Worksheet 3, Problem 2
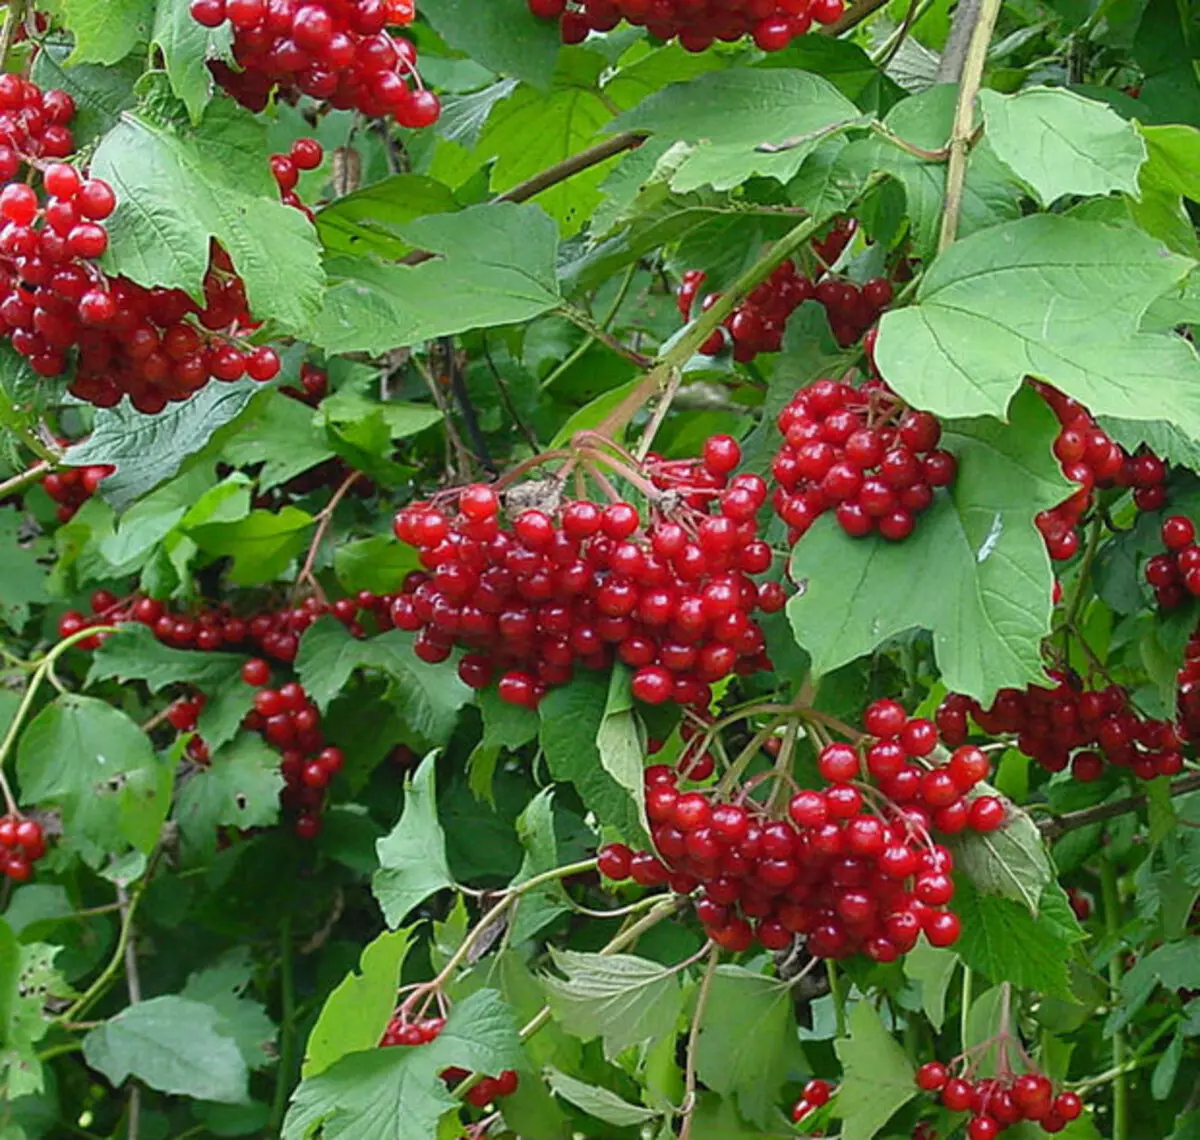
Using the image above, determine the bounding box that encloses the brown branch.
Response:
[401,131,647,267]
[1038,771,1200,841]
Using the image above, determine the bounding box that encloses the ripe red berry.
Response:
[916,1062,948,1091]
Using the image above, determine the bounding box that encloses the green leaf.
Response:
[1112,938,1200,1032]
[979,88,1147,206]
[0,510,49,630]
[834,1000,916,1140]
[311,203,560,355]
[334,536,420,596]
[545,1067,659,1127]
[180,949,277,1070]
[221,391,337,492]
[190,507,315,586]
[315,174,461,261]
[419,0,560,88]
[952,880,1084,998]
[787,387,1070,704]
[372,752,455,928]
[60,0,154,64]
[66,380,260,511]
[319,389,443,442]
[875,216,1200,430]
[1130,125,1200,256]
[542,948,683,1061]
[539,672,648,846]
[151,0,232,122]
[86,623,254,752]
[91,102,324,335]
[509,789,571,943]
[1153,1031,1184,1099]
[283,989,521,1140]
[175,733,285,856]
[303,928,415,1079]
[902,940,958,1031]
[949,798,1053,914]
[611,68,866,192]
[835,87,1022,259]
[596,665,650,837]
[82,994,249,1104]
[696,967,802,1127]
[295,620,471,741]
[15,695,170,865]
[0,942,67,1099]
[30,43,139,146]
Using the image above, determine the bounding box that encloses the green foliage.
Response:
[7,5,1200,1138]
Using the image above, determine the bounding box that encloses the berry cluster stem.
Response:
[1100,859,1129,1140]
[679,945,721,1140]
[597,179,885,441]
[0,624,119,815]
[0,458,51,500]
[938,0,1003,251]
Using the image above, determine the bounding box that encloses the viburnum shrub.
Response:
[3,2,1200,1139]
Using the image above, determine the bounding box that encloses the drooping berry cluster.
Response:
[915,1063,1084,1137]
[1176,626,1200,743]
[391,438,778,710]
[41,463,111,523]
[60,588,401,837]
[1145,514,1200,609]
[600,699,1007,960]
[1033,383,1165,561]
[771,377,957,543]
[527,0,845,50]
[0,81,282,413]
[380,1013,520,1107]
[191,0,440,126]
[937,672,1182,782]
[678,260,893,362]
[0,814,46,881]
[270,136,324,220]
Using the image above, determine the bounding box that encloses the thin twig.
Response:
[558,306,653,368]
[1038,771,1200,840]
[292,470,362,601]
[439,337,496,475]
[0,459,49,500]
[412,354,470,478]
[540,260,640,392]
[873,0,935,66]
[818,0,891,36]
[119,884,142,1140]
[481,339,539,450]
[937,0,1002,251]
[635,368,683,461]
[0,0,27,71]
[679,946,720,1140]
[401,133,646,267]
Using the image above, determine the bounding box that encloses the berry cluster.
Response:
[771,377,956,543]
[391,438,778,710]
[527,0,845,50]
[41,463,111,523]
[1145,514,1200,609]
[1177,626,1200,744]
[270,136,324,220]
[191,0,440,127]
[790,1078,834,1124]
[380,1014,519,1107]
[0,814,46,881]
[937,672,1182,782]
[599,699,1007,959]
[59,588,400,837]
[1034,383,1165,561]
[915,1064,1084,1137]
[678,260,894,362]
[0,79,282,413]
